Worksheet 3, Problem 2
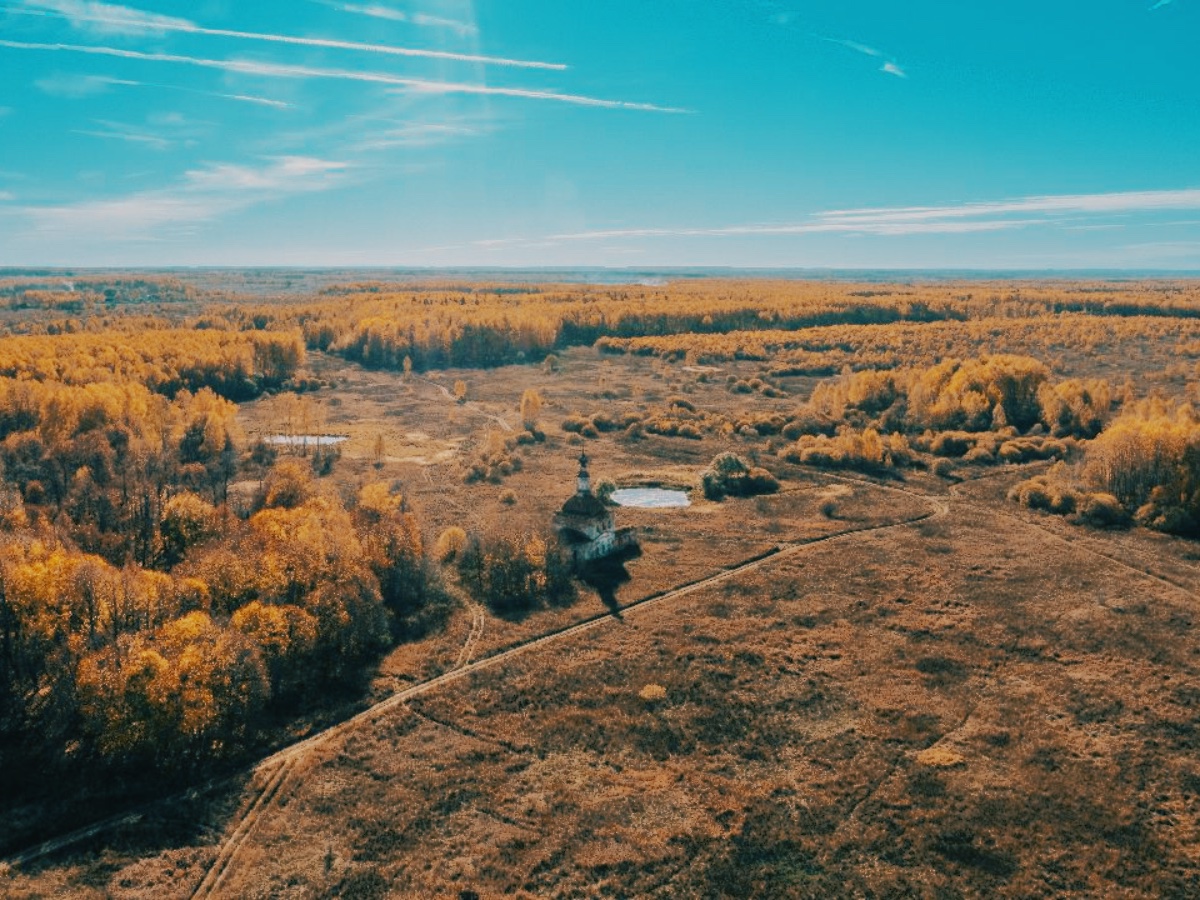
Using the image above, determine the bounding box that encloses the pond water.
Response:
[611,488,691,508]
[264,434,349,446]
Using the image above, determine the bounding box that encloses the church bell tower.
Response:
[576,451,591,495]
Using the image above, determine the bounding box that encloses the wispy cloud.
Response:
[23,155,348,237]
[0,39,686,112]
[14,0,189,35]
[34,71,137,97]
[540,219,1041,242]
[1149,0,1175,10]
[0,191,14,202]
[440,188,1200,251]
[71,111,207,150]
[822,37,883,58]
[324,2,479,38]
[382,84,685,113]
[181,156,345,192]
[223,93,292,110]
[1120,241,1200,258]
[350,119,487,153]
[337,2,408,22]
[817,188,1200,224]
[12,1,562,69]
[410,12,478,38]
[74,121,172,149]
[819,34,908,78]
[29,66,293,107]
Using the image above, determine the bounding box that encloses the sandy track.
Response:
[7,464,1194,892]
[419,376,514,432]
[4,474,946,884]
[185,481,947,897]
[3,471,1047,890]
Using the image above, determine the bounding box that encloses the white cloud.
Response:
[1149,0,1175,10]
[34,71,138,97]
[341,3,408,22]
[542,219,1045,242]
[28,69,292,109]
[0,40,685,112]
[820,34,908,79]
[74,122,172,149]
[224,93,292,109]
[315,2,478,36]
[410,13,477,38]
[13,1,561,69]
[818,188,1200,224]
[1119,241,1200,257]
[23,155,348,237]
[447,188,1200,251]
[337,2,407,22]
[18,0,191,35]
[352,120,485,152]
[182,156,346,192]
[0,191,14,201]
[822,37,882,58]
[384,83,685,113]
[71,111,212,150]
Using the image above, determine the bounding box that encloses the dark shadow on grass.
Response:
[1,663,380,870]
[4,766,254,877]
[578,545,641,619]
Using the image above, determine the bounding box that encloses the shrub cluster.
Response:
[1084,401,1200,535]
[1009,470,1131,529]
[700,452,780,501]
[781,428,912,473]
[463,431,523,483]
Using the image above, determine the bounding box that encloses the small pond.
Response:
[264,434,349,447]
[611,488,691,508]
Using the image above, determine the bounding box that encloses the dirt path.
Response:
[0,472,951,885]
[184,480,947,898]
[21,463,1186,890]
[418,375,514,432]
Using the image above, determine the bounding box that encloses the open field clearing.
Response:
[6,463,1198,898]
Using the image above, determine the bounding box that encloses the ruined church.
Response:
[553,452,638,564]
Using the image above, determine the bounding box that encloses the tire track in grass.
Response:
[191,756,302,899]
[9,462,1187,889]
[5,473,943,887]
[187,485,947,897]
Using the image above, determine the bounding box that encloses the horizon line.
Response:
[2,265,1199,275]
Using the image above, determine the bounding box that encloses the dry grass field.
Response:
[3,282,1200,898]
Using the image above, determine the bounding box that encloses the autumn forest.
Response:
[2,272,1199,897]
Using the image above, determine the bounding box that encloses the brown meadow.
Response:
[1,276,1198,898]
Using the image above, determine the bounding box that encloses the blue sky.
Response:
[0,0,1198,268]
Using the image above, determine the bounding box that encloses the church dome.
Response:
[560,491,610,519]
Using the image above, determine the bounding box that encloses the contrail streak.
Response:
[0,39,686,112]
[4,5,565,69]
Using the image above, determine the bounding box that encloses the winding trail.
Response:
[3,472,948,884]
[452,604,486,670]
[186,477,946,898]
[418,375,514,432]
[22,461,1194,893]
